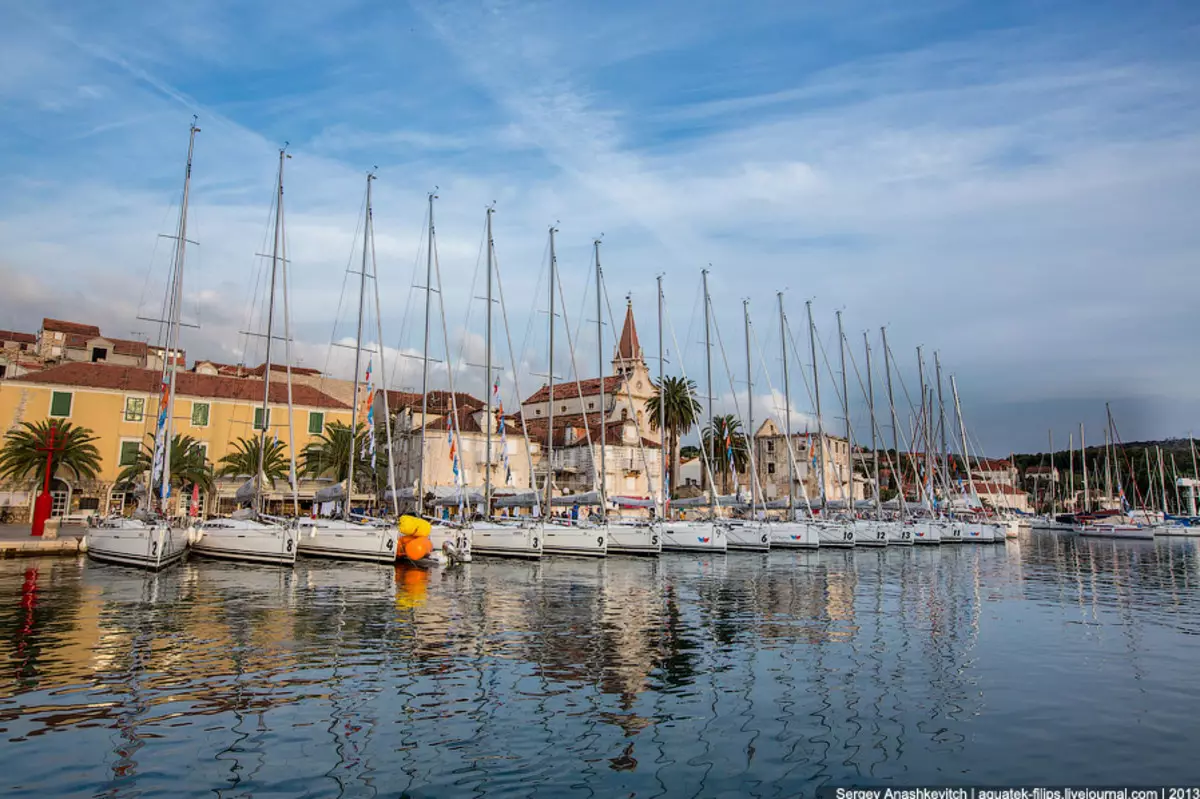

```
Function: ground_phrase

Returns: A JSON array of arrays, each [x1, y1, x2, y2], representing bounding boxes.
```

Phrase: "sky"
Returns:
[[1, 0, 1197, 455]]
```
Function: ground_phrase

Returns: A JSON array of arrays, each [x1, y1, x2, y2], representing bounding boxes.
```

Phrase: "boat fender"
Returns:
[[399, 516, 432, 537], [404, 536, 433, 562]]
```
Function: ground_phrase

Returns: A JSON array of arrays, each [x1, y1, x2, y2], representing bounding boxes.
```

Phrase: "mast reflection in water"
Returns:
[[2, 536, 1200, 797]]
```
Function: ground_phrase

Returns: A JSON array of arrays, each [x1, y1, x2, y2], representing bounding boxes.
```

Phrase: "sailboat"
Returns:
[[807, 303, 854, 548], [948, 375, 999, 543], [191, 147, 299, 565], [865, 334, 911, 545], [766, 293, 820, 549], [833, 311, 883, 546], [86, 121, 199, 571], [721, 300, 770, 552], [296, 173, 398, 564], [1076, 405, 1153, 540], [467, 212, 541, 558], [659, 270, 727, 553]]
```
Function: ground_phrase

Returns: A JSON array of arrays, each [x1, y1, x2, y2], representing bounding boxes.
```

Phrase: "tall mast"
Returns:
[[950, 375, 973, 503], [1048, 430, 1056, 519], [806, 301, 826, 506], [1159, 447, 1169, 516], [1080, 423, 1089, 513], [1068, 432, 1075, 513], [657, 275, 666, 518], [916, 347, 927, 507], [367, 178, 397, 519], [935, 352, 948, 501], [864, 332, 880, 517], [780, 294, 794, 520], [837, 311, 850, 505], [545, 225, 558, 511], [880, 328, 902, 517], [484, 206, 494, 516], [703, 269, 715, 506], [595, 239, 606, 516], [255, 143, 284, 516], [744, 299, 755, 515], [1103, 424, 1113, 506], [344, 172, 373, 521], [416, 191, 437, 515], [159, 119, 200, 513]]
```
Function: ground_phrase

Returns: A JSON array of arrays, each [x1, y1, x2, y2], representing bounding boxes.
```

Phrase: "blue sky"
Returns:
[[1, 0, 1198, 453]]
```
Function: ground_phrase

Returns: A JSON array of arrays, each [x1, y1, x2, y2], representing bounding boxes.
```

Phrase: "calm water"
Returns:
[[2, 535, 1199, 797]]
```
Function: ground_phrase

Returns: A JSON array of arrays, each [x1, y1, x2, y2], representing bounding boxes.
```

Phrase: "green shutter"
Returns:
[[308, 412, 324, 434], [192, 402, 209, 426], [50, 391, 72, 418], [119, 440, 141, 466], [254, 407, 270, 431], [124, 397, 144, 422]]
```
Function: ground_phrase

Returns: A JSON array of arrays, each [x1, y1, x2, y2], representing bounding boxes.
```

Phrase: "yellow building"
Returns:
[[0, 361, 351, 520]]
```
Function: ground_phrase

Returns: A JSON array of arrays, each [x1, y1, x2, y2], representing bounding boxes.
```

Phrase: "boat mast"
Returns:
[[950, 375, 973, 505], [255, 144, 284, 517], [657, 275, 666, 518], [744, 299, 755, 517], [837, 311, 851, 506], [1159, 447, 1169, 516], [159, 119, 200, 513], [806, 301, 826, 506], [484, 206, 494, 517], [416, 191, 436, 516], [545, 226, 558, 512], [344, 172, 373, 522], [595, 239, 606, 517], [1068, 432, 1075, 513], [916, 347, 927, 508], [1080, 423, 1089, 513], [935, 352, 948, 508], [1048, 430, 1056, 519], [368, 178, 398, 518], [703, 269, 715, 507], [864, 333, 880, 518], [880, 327, 903, 518], [780, 294, 794, 520]]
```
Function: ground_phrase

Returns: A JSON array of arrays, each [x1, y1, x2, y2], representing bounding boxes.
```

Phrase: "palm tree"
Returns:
[[0, 420, 102, 485], [645, 376, 702, 498], [299, 421, 375, 488], [115, 434, 214, 494], [217, 436, 291, 487], [701, 414, 750, 495]]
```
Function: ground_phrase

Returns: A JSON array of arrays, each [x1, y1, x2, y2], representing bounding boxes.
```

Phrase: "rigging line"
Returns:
[[385, 202, 429, 393], [134, 195, 178, 335], [843, 333, 906, 510], [709, 301, 758, 499], [320, 188, 368, 384], [661, 279, 721, 511], [431, 216, 468, 507], [491, 235, 541, 509], [451, 213, 489, 372], [237, 164, 284, 368], [554, 256, 599, 493], [782, 315, 818, 420], [749, 307, 814, 515], [681, 277, 704, 367], [516, 237, 552, 394]]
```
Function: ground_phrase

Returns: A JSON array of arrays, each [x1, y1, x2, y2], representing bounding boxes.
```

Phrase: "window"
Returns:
[[191, 402, 210, 427], [124, 396, 145, 422], [587, 401, 595, 410], [535, 409, 542, 416], [254, 407, 271, 431], [0, 365, 6, 379], [119, 440, 141, 466], [766, 441, 775, 453], [767, 462, 776, 474], [308, 412, 324, 434], [79, 497, 100, 511], [560, 404, 567, 412], [91, 347, 107, 363], [49, 391, 72, 418]]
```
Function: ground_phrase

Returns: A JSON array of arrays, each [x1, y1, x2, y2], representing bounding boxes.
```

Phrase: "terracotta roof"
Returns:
[[971, 481, 1028, 496], [42, 319, 100, 337], [615, 300, 641, 362], [975, 458, 1014, 471], [0, 330, 37, 345], [420, 405, 525, 435], [523, 417, 661, 450], [523, 375, 625, 404], [16, 362, 349, 409], [247, 362, 322, 378], [385, 389, 484, 414], [1025, 466, 1058, 474]]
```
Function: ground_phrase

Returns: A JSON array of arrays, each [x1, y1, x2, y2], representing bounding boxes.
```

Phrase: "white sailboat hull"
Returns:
[[943, 521, 966, 543], [605, 523, 662, 555], [911, 521, 941, 544], [428, 522, 473, 563], [881, 521, 915, 546], [297, 520, 397, 564], [725, 521, 770, 551], [192, 518, 298, 565], [85, 519, 188, 570], [542, 522, 608, 557], [854, 520, 888, 547], [768, 521, 820, 549], [961, 523, 992, 543], [470, 521, 542, 559], [1155, 524, 1200, 537], [818, 522, 856, 547], [661, 521, 727, 553], [1077, 524, 1155, 540]]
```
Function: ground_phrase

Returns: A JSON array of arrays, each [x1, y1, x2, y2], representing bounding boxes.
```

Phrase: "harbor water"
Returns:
[[2, 533, 1199, 797]]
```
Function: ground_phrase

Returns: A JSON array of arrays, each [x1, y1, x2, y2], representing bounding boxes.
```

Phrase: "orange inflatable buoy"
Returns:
[[404, 535, 433, 562]]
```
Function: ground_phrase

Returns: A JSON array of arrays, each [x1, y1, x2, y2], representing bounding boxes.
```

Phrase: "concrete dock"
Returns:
[[0, 524, 86, 558]]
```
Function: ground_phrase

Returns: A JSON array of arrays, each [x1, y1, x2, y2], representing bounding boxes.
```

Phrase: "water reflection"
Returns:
[[1, 535, 1198, 796]]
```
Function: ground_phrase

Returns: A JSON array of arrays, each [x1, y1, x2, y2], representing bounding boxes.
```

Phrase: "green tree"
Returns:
[[701, 414, 750, 495], [645, 376, 702, 498], [116, 434, 214, 494], [299, 421, 376, 489], [0, 419, 102, 485], [218, 436, 291, 487]]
